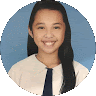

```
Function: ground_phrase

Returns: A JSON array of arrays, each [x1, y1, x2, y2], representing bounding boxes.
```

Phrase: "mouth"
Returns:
[[42, 41, 56, 48]]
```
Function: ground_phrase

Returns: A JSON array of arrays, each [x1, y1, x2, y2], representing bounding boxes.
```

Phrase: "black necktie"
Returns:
[[42, 67, 53, 96]]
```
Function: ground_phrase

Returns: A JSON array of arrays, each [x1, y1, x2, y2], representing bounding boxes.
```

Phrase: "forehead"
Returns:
[[34, 9, 63, 22]]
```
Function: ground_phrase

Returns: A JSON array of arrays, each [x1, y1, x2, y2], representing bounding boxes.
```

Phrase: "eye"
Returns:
[[38, 27, 44, 29], [54, 27, 60, 29]]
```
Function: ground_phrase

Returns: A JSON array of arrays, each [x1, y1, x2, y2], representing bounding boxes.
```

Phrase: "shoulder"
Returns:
[[73, 60, 89, 73], [8, 54, 36, 85], [8, 54, 36, 73], [73, 60, 89, 87]]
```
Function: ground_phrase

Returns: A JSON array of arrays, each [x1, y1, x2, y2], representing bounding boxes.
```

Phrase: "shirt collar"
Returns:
[[31, 53, 63, 77]]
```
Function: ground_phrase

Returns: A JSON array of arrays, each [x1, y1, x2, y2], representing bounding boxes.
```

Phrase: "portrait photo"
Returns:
[[0, 0, 95, 96]]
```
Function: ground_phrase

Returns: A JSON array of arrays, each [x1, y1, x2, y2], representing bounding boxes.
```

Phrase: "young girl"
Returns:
[[8, 0, 89, 95]]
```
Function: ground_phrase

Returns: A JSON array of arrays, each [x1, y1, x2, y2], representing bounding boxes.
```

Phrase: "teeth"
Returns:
[[45, 43, 53, 45], [44, 42, 55, 46]]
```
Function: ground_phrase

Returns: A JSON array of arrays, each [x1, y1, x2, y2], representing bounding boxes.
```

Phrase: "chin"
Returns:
[[42, 48, 58, 54]]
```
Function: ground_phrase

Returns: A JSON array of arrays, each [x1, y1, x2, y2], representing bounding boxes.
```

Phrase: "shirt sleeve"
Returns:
[[75, 65, 89, 87]]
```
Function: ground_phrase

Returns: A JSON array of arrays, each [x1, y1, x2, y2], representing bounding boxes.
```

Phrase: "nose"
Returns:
[[44, 29, 54, 38]]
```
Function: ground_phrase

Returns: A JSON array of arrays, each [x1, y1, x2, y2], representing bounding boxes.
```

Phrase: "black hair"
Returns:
[[27, 0, 76, 94]]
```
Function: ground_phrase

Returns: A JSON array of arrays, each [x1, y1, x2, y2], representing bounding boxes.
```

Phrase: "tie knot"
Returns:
[[46, 67, 53, 70]]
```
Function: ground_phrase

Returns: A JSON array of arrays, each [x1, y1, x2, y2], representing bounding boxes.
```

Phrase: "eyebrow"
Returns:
[[53, 23, 62, 25], [36, 23, 62, 26]]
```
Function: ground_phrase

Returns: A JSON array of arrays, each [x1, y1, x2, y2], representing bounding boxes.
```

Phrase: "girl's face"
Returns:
[[28, 9, 66, 54]]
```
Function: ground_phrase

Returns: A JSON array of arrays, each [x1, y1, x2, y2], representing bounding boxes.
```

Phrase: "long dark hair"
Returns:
[[27, 0, 76, 94]]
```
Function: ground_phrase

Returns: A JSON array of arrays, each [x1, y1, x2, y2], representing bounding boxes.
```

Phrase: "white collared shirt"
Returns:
[[8, 53, 89, 95]]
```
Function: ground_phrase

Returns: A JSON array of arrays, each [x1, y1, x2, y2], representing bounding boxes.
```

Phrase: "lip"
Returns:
[[42, 41, 56, 43], [42, 41, 56, 48]]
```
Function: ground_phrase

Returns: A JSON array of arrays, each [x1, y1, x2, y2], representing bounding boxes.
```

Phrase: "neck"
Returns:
[[36, 51, 61, 68]]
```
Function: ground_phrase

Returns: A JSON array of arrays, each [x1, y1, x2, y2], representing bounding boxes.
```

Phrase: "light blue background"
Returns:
[[1, 1, 95, 73]]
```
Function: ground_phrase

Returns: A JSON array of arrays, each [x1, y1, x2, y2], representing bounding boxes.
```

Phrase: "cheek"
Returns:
[[57, 31, 65, 43], [33, 29, 40, 38], [33, 32, 43, 44]]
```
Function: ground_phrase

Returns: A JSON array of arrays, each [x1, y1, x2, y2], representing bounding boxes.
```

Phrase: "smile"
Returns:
[[43, 41, 56, 47]]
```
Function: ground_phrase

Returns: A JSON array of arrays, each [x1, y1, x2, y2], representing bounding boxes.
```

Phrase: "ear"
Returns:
[[28, 26, 34, 38]]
